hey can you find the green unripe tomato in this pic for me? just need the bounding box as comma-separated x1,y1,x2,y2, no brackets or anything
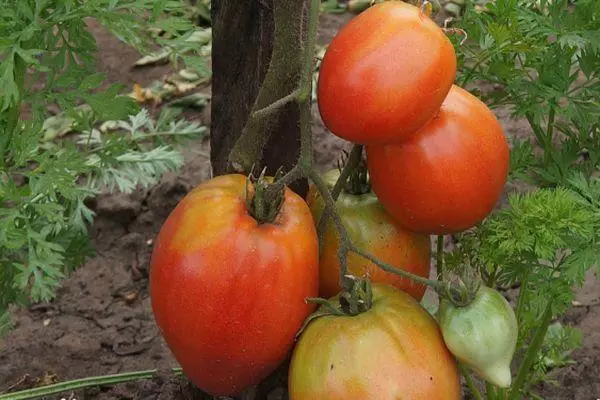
439,286,518,388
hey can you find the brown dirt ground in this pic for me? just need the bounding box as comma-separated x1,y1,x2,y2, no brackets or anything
1,11,599,400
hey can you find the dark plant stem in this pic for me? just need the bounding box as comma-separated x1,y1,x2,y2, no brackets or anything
331,145,363,200
227,1,307,173
309,169,355,292
315,144,363,242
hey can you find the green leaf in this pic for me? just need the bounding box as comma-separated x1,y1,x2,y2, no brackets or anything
17,0,34,21
79,72,106,90
15,47,43,65
88,146,184,193
0,59,20,110
84,88,139,121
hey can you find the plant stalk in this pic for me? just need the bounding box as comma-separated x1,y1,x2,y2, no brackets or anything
309,169,354,292
515,270,530,337
486,381,497,400
297,0,320,170
315,144,363,241
508,302,554,400
436,235,444,279
460,364,484,400
227,1,307,173
0,368,183,400
331,145,363,201
351,246,443,292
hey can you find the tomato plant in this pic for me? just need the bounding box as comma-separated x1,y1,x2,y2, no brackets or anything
366,84,510,234
440,285,518,388
288,283,461,400
3,1,600,400
317,1,457,145
149,174,319,396
307,167,431,300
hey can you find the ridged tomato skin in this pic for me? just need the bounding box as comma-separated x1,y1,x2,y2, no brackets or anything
307,169,431,300
149,174,319,396
317,1,457,145
366,85,510,234
288,284,461,400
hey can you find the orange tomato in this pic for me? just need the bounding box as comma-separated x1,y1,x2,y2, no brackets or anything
366,85,510,234
307,169,431,300
149,174,319,396
317,1,457,145
289,284,461,399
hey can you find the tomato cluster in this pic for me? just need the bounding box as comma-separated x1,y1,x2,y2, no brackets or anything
319,1,510,235
149,1,513,398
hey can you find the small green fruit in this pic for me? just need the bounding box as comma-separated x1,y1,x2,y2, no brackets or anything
439,286,518,388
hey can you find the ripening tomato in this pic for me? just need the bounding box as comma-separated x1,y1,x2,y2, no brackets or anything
366,85,510,234
149,174,319,396
317,1,457,145
289,284,461,399
307,169,431,300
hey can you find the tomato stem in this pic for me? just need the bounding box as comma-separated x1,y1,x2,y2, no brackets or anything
460,363,484,400
315,144,363,243
310,165,444,295
351,246,443,291
252,89,300,120
508,302,554,400
486,381,498,399
436,235,445,279
332,145,364,200
309,169,355,292
247,168,286,224
227,1,314,173
0,368,183,400
341,151,370,196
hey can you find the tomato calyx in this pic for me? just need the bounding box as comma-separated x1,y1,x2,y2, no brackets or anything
245,167,285,224
336,150,371,196
296,276,373,338
440,264,482,308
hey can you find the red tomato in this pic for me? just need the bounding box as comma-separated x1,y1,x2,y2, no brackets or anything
366,85,510,234
149,174,319,396
307,169,431,300
317,1,457,145
288,284,461,399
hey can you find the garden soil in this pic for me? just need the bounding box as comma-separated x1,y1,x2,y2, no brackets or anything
1,12,599,400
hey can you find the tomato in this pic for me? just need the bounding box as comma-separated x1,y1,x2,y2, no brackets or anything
307,169,431,300
366,85,510,234
288,284,461,399
149,174,319,396
317,1,457,145
439,286,518,388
